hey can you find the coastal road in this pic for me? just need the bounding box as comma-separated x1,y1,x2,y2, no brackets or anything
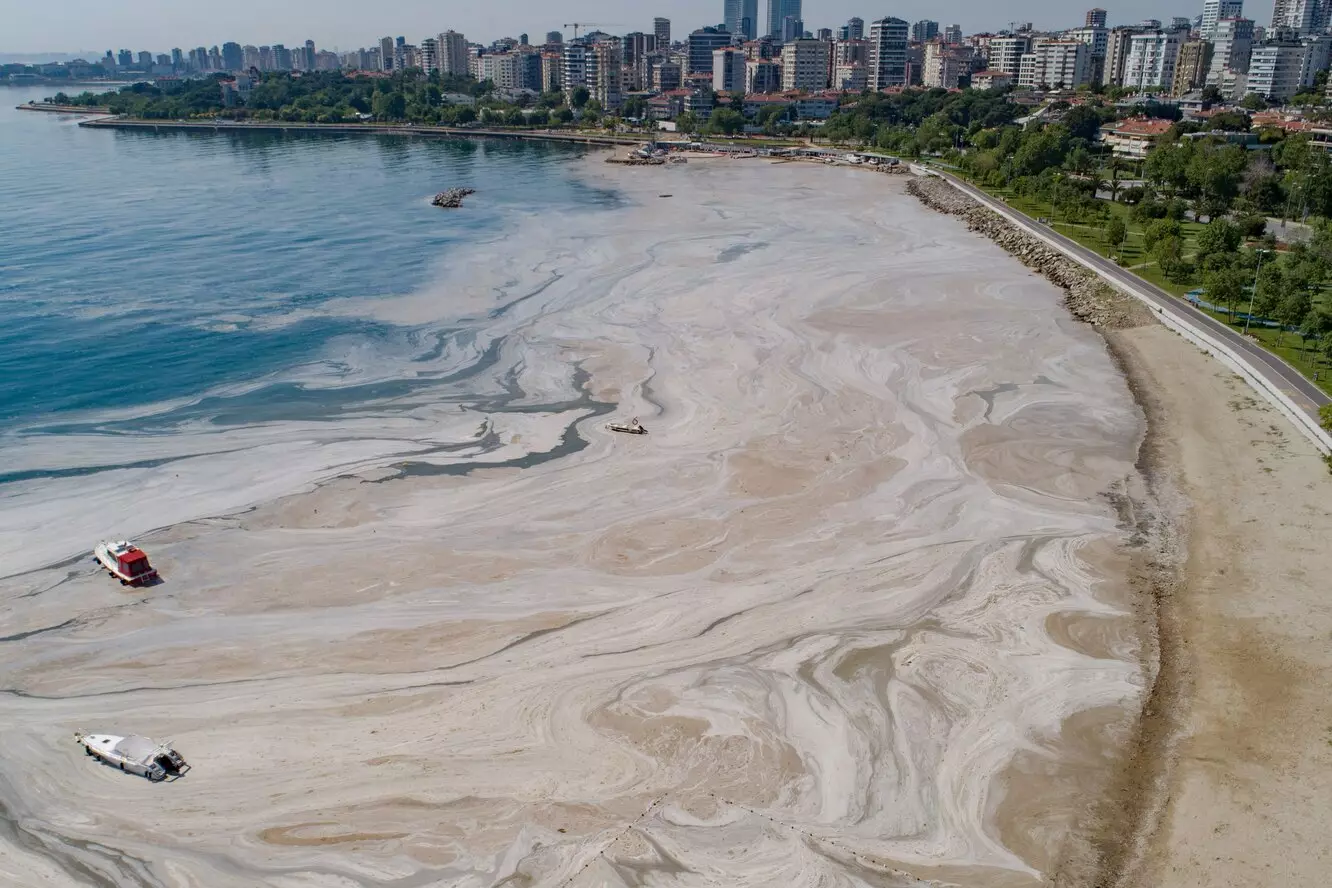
937,171,1331,417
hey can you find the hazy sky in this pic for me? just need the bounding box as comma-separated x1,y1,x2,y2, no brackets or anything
2,0,1233,54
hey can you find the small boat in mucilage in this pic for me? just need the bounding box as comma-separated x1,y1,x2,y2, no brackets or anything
75,732,189,781
94,540,158,586
607,417,648,435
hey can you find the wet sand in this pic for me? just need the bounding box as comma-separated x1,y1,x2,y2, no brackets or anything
0,161,1151,886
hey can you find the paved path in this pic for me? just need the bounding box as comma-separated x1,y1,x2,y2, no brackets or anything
939,172,1330,416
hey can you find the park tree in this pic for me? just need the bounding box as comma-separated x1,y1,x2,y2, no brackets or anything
1203,264,1247,319
1195,219,1242,264
570,86,590,109
1144,217,1183,250
1276,288,1312,345
1106,217,1128,252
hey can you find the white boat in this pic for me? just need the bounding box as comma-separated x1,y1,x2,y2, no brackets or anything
606,417,648,435
94,540,158,586
75,732,189,781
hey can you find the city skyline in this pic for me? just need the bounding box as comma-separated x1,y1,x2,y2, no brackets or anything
3,0,1219,55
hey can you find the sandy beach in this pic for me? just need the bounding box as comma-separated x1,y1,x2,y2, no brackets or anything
2,156,1323,887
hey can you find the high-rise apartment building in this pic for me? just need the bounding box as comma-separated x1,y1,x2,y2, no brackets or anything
746,57,782,90
439,31,469,76
593,39,622,110
839,17,865,40
221,42,243,71
923,40,967,87
1246,39,1312,98
1086,8,1108,27
1122,30,1182,90
713,46,747,90
1206,16,1254,87
654,18,672,47
1018,40,1090,88
1066,25,1109,83
987,35,1033,75
943,24,963,44
379,36,394,71
911,20,940,42
1271,0,1327,35
767,0,802,39
725,0,760,40
867,16,909,89
781,37,830,89
1201,0,1244,39
1104,26,1149,85
420,38,439,74
1171,39,1213,93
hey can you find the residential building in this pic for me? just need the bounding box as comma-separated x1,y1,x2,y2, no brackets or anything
593,39,623,110
987,35,1033,76
816,28,834,41
654,18,672,47
379,36,394,71
440,31,469,76
221,42,242,71
781,15,804,42
746,57,782,91
652,57,682,90
944,24,963,45
1122,30,1181,90
687,27,732,74
912,20,940,43
767,0,802,39
844,17,865,40
923,41,966,88
562,41,595,99
971,69,1013,89
1206,17,1254,90
546,31,564,45
1172,39,1213,94
713,47,747,91
1271,0,1326,36
781,37,830,90
725,0,759,41
1201,0,1244,39
1246,37,1328,99
1066,26,1109,84
540,52,563,90
420,38,439,74
684,87,714,120
832,63,868,89
1086,8,1108,27
867,16,910,89
1101,117,1174,158
835,38,868,66
624,32,658,90
1018,39,1090,88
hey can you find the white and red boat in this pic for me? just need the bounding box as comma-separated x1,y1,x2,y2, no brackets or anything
94,540,158,586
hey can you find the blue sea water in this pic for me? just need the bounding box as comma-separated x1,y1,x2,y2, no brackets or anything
0,85,619,573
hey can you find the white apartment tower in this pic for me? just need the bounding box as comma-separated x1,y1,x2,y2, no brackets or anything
988,35,1034,75
420,38,439,74
867,16,909,89
781,38,830,90
1018,40,1091,88
1271,0,1328,36
1201,0,1244,39
713,47,747,91
1205,17,1254,89
1122,30,1182,90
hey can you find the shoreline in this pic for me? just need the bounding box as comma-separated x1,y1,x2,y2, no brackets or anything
77,116,651,147
906,172,1332,886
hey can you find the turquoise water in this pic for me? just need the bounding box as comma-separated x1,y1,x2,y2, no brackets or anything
0,85,619,573
0,86,611,428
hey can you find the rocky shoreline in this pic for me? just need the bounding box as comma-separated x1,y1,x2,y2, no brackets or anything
906,176,1149,330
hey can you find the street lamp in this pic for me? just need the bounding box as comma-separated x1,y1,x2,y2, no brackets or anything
1244,248,1272,336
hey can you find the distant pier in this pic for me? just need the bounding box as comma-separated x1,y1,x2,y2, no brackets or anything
17,102,112,114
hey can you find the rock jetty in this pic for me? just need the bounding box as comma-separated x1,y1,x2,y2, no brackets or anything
906,176,1150,330
432,188,476,208
606,154,665,166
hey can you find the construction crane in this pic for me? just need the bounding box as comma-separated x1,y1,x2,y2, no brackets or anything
562,22,621,39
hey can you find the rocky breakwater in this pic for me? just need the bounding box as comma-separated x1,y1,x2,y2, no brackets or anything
907,176,1150,330
432,187,476,208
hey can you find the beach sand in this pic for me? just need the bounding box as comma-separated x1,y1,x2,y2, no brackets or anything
1103,324,1332,888
0,158,1192,886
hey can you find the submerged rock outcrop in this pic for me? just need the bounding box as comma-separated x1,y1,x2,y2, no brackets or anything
432,188,476,208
